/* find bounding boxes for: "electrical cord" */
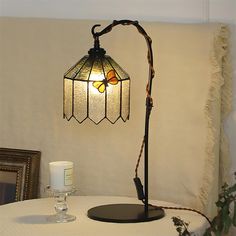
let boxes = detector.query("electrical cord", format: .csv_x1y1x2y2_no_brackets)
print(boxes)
148,203,212,226
134,138,212,227
134,136,145,178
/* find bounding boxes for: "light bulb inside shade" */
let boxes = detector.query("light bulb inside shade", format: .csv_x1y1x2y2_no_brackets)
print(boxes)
89,72,105,95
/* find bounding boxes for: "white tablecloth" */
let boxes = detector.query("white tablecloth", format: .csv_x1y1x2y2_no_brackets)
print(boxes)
0,196,208,236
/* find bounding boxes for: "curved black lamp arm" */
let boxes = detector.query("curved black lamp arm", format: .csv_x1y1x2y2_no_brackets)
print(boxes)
91,20,155,213
91,20,154,100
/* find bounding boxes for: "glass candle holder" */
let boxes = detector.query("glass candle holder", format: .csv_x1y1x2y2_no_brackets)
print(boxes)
47,187,76,223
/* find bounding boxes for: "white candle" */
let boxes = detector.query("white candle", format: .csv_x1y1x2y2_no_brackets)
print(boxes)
49,161,74,192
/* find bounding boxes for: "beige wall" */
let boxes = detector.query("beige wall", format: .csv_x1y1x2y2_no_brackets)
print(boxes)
0,1,235,175
0,17,228,217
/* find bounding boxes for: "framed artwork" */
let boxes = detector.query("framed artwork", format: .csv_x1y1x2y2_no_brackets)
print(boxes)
0,148,41,205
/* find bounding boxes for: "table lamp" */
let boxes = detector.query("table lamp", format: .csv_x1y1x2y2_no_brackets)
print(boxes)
63,20,165,223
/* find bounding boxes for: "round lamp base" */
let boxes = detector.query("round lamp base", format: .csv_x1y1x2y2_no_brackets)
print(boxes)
87,203,165,223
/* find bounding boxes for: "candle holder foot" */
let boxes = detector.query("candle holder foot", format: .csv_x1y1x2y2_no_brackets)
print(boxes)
47,188,76,223
47,213,76,223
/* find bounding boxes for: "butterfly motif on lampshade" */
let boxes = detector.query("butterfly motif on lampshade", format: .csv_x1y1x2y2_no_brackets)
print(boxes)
92,70,118,93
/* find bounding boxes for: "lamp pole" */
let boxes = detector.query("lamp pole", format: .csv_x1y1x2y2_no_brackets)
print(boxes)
91,20,155,215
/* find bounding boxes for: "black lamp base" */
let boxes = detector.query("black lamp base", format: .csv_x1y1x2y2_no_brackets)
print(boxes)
87,203,165,223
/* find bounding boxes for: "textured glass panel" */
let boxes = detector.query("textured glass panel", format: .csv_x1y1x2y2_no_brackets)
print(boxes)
74,80,87,122
101,58,115,79
65,56,88,79
89,57,105,82
76,56,94,81
106,56,129,80
121,80,130,120
64,79,73,119
88,81,105,124
107,83,120,123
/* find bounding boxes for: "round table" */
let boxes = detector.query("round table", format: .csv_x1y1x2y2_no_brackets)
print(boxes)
0,196,208,236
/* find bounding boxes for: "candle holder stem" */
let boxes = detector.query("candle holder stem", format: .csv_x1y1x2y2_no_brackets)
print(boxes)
47,190,76,223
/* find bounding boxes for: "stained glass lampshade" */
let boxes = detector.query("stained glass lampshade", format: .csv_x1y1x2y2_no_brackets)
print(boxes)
63,46,130,124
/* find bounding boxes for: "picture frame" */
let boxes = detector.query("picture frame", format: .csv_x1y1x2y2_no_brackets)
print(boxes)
0,148,41,205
